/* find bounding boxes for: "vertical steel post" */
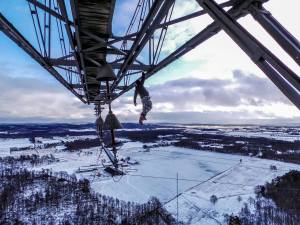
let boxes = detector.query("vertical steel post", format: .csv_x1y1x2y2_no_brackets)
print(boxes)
48,0,51,58
176,172,179,224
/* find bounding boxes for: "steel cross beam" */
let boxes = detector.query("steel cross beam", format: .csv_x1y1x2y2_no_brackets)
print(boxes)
111,0,251,101
0,13,86,103
122,0,235,40
57,0,89,101
69,0,92,103
248,3,300,66
196,0,300,110
27,0,73,24
111,0,175,91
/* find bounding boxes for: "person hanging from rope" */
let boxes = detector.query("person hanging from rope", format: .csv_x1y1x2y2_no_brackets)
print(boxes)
133,72,152,125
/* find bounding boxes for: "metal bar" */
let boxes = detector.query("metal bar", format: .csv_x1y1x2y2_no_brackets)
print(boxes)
70,0,93,103
47,0,51,57
109,57,125,64
111,63,150,70
33,4,47,57
153,2,175,64
71,83,83,88
81,42,106,53
156,0,234,29
28,2,43,54
84,55,102,67
53,52,75,60
109,33,137,44
249,4,300,66
109,0,234,47
27,0,73,25
49,58,77,66
81,29,129,56
196,0,300,109
0,13,86,103
112,0,174,89
85,63,150,71
55,65,80,75
59,0,90,103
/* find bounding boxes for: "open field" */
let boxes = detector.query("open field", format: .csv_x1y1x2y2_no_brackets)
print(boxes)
1,123,299,224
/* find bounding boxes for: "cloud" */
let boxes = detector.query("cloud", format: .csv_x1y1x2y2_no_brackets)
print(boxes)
148,70,289,107
0,73,94,123
0,68,298,124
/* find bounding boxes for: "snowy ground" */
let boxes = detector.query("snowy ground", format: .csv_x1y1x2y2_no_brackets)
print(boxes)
1,137,299,225
183,125,300,142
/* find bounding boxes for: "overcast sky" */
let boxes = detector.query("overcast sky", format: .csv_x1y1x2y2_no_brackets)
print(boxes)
0,0,299,124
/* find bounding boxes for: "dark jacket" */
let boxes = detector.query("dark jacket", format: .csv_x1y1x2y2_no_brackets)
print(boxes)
133,75,149,105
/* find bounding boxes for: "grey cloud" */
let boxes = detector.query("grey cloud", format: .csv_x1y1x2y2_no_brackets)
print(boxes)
117,111,300,125
0,72,94,123
232,70,289,104
158,78,230,88
0,68,297,124
145,70,291,108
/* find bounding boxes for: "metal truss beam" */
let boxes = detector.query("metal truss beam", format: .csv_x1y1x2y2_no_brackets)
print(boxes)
49,58,77,66
152,0,234,30
69,0,91,103
111,63,150,70
112,0,175,91
27,0,73,25
57,0,89,101
0,13,86,103
111,0,249,101
196,0,300,109
112,0,234,46
81,29,130,57
85,63,149,71
249,3,300,66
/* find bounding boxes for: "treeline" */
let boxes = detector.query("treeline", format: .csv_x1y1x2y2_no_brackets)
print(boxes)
229,171,300,225
0,154,58,169
65,138,101,151
10,142,62,152
64,136,128,151
0,123,171,139
117,129,183,143
173,133,300,164
0,169,176,224
116,129,300,164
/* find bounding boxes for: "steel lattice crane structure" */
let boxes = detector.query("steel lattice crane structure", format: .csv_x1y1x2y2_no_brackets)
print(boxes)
0,0,299,109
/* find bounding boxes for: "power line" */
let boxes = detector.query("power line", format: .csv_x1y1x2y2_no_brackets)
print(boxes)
124,173,300,191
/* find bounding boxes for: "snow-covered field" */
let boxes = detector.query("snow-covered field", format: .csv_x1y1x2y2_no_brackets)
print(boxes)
1,137,299,225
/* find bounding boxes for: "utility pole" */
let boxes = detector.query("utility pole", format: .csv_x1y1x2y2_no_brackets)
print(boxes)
176,172,179,224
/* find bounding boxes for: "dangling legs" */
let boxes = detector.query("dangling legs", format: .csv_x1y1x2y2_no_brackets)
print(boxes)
139,96,152,125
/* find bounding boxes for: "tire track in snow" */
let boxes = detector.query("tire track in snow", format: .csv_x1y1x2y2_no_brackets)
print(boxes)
181,195,223,225
163,162,241,205
162,164,240,225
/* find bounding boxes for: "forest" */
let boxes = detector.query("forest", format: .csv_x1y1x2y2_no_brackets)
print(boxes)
0,167,176,224
228,170,300,225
